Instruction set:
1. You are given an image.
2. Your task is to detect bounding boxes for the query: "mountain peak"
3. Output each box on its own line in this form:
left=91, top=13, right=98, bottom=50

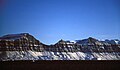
left=56, top=39, right=66, bottom=44
left=88, top=37, right=97, bottom=40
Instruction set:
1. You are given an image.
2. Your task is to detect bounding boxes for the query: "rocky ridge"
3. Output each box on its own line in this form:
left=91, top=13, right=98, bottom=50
left=0, top=33, right=120, bottom=60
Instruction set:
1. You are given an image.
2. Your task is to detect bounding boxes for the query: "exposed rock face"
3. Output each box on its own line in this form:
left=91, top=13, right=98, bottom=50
left=76, top=37, right=120, bottom=52
left=76, top=37, right=103, bottom=45
left=0, top=33, right=46, bottom=61
left=0, top=33, right=45, bottom=51
left=0, top=33, right=120, bottom=60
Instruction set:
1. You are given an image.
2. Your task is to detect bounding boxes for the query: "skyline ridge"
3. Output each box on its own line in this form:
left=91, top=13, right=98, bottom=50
left=0, top=33, right=120, bottom=45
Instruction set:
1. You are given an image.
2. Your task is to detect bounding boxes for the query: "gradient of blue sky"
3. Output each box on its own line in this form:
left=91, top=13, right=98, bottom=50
left=0, top=0, right=120, bottom=44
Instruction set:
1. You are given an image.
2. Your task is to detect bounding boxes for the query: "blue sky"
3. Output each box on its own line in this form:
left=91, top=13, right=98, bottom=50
left=0, top=0, right=120, bottom=44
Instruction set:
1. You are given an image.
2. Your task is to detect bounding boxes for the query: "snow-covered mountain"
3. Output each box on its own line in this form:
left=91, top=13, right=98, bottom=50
left=0, top=33, right=120, bottom=60
left=104, top=39, right=120, bottom=45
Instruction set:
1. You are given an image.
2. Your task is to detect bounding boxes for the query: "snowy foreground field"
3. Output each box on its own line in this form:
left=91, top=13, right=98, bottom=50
left=1, top=51, right=120, bottom=61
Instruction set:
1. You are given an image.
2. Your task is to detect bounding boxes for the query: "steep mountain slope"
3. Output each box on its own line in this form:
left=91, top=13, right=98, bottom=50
left=0, top=33, right=46, bottom=60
